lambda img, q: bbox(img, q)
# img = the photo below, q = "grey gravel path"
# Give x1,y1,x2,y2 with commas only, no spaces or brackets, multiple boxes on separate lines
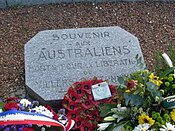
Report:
0,1,175,99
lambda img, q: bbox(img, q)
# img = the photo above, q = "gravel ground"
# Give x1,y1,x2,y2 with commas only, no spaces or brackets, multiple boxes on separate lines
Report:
0,1,175,100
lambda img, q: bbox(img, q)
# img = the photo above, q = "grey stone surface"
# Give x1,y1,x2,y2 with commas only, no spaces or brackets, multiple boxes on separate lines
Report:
0,0,7,8
25,26,145,101
2,0,174,9
6,0,72,7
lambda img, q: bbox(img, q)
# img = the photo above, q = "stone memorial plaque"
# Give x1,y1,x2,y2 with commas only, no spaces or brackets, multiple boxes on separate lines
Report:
25,26,145,101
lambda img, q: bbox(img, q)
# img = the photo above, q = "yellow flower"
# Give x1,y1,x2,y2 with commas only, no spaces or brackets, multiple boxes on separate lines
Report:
149,73,163,86
125,90,131,93
138,114,155,126
170,109,175,122
149,73,157,80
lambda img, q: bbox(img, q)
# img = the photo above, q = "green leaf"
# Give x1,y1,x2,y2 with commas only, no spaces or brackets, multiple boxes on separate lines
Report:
112,121,129,131
146,82,158,90
118,84,126,89
0,102,4,110
118,77,124,84
124,93,144,107
105,123,116,131
99,104,117,117
146,82,162,101
159,67,175,78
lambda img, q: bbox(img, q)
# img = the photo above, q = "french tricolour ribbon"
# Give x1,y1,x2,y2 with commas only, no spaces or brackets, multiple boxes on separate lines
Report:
0,110,66,131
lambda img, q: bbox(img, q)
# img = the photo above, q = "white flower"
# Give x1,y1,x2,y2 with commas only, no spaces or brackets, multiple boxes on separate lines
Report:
30,105,53,118
20,99,31,107
111,104,127,122
133,123,150,131
160,123,175,131
41,109,53,118
162,53,173,67
111,104,127,112
112,114,123,122
41,127,46,131
117,104,127,111
97,122,112,131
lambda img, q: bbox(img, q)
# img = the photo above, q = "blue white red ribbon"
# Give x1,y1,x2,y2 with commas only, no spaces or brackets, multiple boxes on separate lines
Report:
0,110,66,130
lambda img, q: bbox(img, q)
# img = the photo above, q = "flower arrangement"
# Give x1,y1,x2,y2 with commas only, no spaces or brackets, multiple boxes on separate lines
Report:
62,78,117,131
0,97,74,131
98,53,175,131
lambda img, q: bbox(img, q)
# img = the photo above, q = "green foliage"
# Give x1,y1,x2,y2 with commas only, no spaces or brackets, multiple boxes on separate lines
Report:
154,50,166,74
117,77,125,84
159,67,175,78
0,102,4,110
135,54,146,69
99,69,174,130
123,93,144,107
99,103,117,117
154,43,175,75
146,82,161,97
99,49,175,130
105,123,116,131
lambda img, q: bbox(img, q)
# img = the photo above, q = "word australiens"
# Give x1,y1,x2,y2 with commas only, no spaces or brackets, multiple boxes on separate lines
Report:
38,46,130,61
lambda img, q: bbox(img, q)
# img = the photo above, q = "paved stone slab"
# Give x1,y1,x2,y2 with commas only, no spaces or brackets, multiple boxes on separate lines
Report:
25,26,145,101
0,0,7,8
7,0,72,7
3,0,174,8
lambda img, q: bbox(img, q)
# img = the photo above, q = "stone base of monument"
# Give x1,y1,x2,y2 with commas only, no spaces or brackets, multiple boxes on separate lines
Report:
26,86,62,111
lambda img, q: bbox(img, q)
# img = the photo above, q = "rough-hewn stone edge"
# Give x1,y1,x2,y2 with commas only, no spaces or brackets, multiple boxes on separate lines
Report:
26,85,63,110
0,0,175,9
0,0,7,8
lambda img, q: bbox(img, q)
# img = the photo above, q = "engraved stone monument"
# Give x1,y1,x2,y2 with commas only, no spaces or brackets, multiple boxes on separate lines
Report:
25,26,145,104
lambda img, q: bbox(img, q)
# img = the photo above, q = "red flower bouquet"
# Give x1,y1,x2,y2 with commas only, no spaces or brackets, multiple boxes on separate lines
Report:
63,78,117,131
4,102,19,110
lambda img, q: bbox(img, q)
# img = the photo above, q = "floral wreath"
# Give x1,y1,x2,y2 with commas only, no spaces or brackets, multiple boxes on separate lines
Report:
0,97,74,131
62,78,117,131
96,53,175,131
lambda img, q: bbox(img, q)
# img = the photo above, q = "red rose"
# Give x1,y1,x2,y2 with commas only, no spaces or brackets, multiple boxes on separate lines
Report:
4,102,19,110
22,127,34,131
127,80,138,91
6,97,18,103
